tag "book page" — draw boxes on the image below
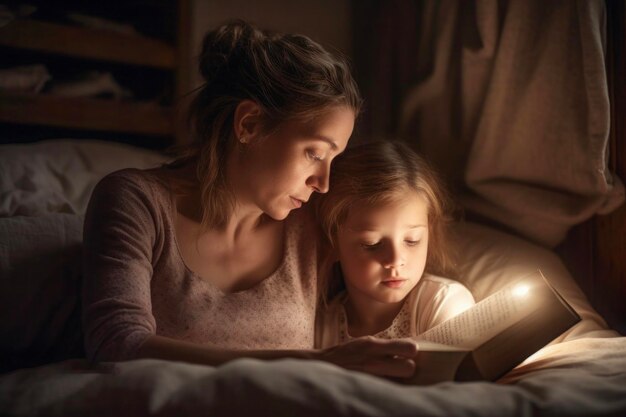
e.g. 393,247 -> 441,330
412,271 -> 581,382
416,282 -> 532,349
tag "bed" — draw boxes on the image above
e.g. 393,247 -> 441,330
1,139 -> 625,417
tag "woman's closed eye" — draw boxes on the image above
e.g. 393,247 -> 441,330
307,150 -> 325,162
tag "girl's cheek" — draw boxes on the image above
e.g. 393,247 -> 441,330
360,257 -> 380,270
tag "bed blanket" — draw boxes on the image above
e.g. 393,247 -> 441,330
1,336 -> 625,417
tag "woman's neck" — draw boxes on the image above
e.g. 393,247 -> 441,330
343,293 -> 407,338
167,161 -> 270,243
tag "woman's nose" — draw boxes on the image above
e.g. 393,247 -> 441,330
307,163 -> 330,193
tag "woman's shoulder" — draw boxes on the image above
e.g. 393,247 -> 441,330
96,167 -> 165,191
87,167 -> 173,224
94,168 -> 170,204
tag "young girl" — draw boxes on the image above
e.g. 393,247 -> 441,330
315,140 -> 475,348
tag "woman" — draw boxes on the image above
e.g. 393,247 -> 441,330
82,20 -> 417,378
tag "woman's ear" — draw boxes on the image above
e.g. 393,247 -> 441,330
233,100 -> 263,144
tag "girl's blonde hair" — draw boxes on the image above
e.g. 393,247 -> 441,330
315,140 -> 457,301
168,20 -> 361,230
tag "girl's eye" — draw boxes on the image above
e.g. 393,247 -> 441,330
405,240 -> 420,246
360,242 -> 381,250
307,150 -> 324,162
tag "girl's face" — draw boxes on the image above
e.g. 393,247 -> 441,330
336,191 -> 429,305
239,106 -> 354,220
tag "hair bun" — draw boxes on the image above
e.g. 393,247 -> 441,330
198,20 -> 264,82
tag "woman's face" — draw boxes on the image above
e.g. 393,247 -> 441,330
239,106 -> 355,220
335,191 -> 430,305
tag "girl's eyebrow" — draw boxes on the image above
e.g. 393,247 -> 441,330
347,224 -> 427,232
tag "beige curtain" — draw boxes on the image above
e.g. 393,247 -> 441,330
384,0 -> 624,247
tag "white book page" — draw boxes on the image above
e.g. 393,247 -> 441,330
416,282 -> 533,349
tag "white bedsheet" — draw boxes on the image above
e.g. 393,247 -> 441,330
1,336 -> 625,417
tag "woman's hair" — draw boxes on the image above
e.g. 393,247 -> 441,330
316,140 -> 457,300
171,20 -> 362,229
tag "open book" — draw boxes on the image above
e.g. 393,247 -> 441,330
407,270 -> 581,385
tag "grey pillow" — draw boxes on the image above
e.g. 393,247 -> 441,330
0,213 -> 84,372
0,139 -> 168,217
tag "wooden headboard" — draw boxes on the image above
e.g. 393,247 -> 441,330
557,0 -> 626,335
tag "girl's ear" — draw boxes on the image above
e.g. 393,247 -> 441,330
233,100 -> 263,143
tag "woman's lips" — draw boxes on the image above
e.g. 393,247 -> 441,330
290,197 -> 303,208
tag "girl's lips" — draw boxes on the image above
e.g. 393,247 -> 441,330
381,279 -> 407,289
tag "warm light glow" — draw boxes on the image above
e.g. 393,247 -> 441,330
513,284 -> 530,297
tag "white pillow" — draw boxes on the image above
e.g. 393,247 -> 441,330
450,221 -> 617,341
0,139 -> 169,217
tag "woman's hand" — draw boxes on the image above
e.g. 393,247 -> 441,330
317,336 -> 418,378
136,335 -> 418,379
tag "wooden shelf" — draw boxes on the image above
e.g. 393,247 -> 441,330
0,18 -> 175,69
0,92 -> 173,136
0,1 -> 190,146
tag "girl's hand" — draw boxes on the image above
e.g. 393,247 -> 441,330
317,336 -> 418,378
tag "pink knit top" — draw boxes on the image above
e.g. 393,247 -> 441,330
82,169 -> 318,362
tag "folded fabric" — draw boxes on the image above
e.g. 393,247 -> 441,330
0,64 -> 51,93
47,71 -> 133,100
